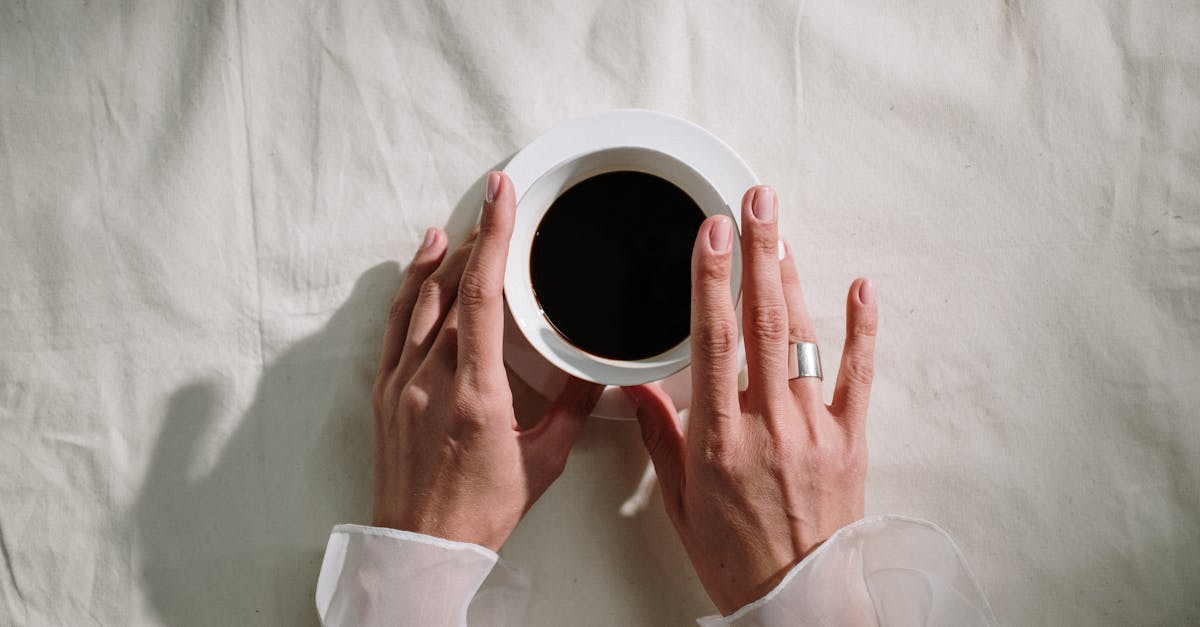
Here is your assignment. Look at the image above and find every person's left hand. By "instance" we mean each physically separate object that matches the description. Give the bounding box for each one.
[623,186,878,614]
[371,171,604,551]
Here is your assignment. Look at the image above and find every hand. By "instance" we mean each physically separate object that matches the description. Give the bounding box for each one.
[371,171,604,551]
[624,185,879,615]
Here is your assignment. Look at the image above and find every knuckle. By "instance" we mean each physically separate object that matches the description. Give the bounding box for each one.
[456,271,492,310]
[810,431,865,477]
[748,304,788,343]
[807,432,840,464]
[417,276,445,304]
[450,392,484,425]
[699,432,745,477]
[843,355,875,387]
[747,229,778,256]
[397,387,430,417]
[853,314,879,338]
[696,389,735,419]
[696,257,732,284]
[450,376,509,426]
[811,436,838,463]
[694,319,738,360]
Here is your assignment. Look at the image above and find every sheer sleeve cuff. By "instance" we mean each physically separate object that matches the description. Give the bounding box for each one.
[315,524,499,627]
[697,515,997,627]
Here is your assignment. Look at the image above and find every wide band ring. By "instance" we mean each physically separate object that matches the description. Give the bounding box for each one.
[788,342,823,380]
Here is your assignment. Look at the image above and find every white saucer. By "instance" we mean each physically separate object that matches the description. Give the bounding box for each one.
[501,109,758,419]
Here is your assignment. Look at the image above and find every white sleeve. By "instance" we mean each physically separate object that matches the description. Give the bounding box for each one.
[316,523,525,627]
[697,515,997,627]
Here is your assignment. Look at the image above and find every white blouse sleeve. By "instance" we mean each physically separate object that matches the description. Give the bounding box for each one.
[316,523,520,627]
[697,515,997,627]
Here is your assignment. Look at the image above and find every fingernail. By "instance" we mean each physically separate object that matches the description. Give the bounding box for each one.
[421,227,437,249]
[752,186,776,222]
[859,278,876,305]
[485,171,501,204]
[708,216,732,252]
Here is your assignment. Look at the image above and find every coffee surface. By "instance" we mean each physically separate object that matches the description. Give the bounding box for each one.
[530,170,705,361]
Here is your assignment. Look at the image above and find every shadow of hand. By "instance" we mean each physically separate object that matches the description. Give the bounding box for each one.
[133,263,399,626]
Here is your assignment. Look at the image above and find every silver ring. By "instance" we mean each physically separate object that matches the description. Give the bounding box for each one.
[788,342,822,380]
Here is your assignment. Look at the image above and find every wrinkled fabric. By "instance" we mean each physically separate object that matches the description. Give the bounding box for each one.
[1,1,1198,625]
[317,517,995,627]
[315,525,501,627]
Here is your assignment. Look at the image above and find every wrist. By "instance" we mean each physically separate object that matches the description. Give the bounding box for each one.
[707,558,798,616]
[370,508,510,552]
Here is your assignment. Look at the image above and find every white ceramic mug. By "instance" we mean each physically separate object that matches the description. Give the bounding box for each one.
[500,109,757,416]
[503,145,744,386]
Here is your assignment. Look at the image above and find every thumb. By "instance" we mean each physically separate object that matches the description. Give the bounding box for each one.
[622,383,685,514]
[521,377,604,475]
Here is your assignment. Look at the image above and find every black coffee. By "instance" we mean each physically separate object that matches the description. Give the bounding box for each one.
[530,170,705,361]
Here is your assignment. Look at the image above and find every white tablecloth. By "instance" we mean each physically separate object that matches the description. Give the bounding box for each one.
[1,2,1197,625]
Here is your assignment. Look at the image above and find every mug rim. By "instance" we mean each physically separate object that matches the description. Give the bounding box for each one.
[503,145,742,386]
[500,109,757,400]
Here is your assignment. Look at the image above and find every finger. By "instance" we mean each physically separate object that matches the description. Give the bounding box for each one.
[392,231,478,384]
[379,228,447,375]
[520,377,605,475]
[622,384,685,515]
[689,214,741,430]
[779,239,822,400]
[740,186,790,407]
[830,278,878,430]
[456,171,516,385]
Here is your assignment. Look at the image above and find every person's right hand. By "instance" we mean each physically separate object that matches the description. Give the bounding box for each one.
[371,172,602,552]
[624,185,879,616]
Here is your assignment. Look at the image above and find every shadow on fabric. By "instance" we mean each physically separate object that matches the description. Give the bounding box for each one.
[131,169,506,625]
[133,261,399,625]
